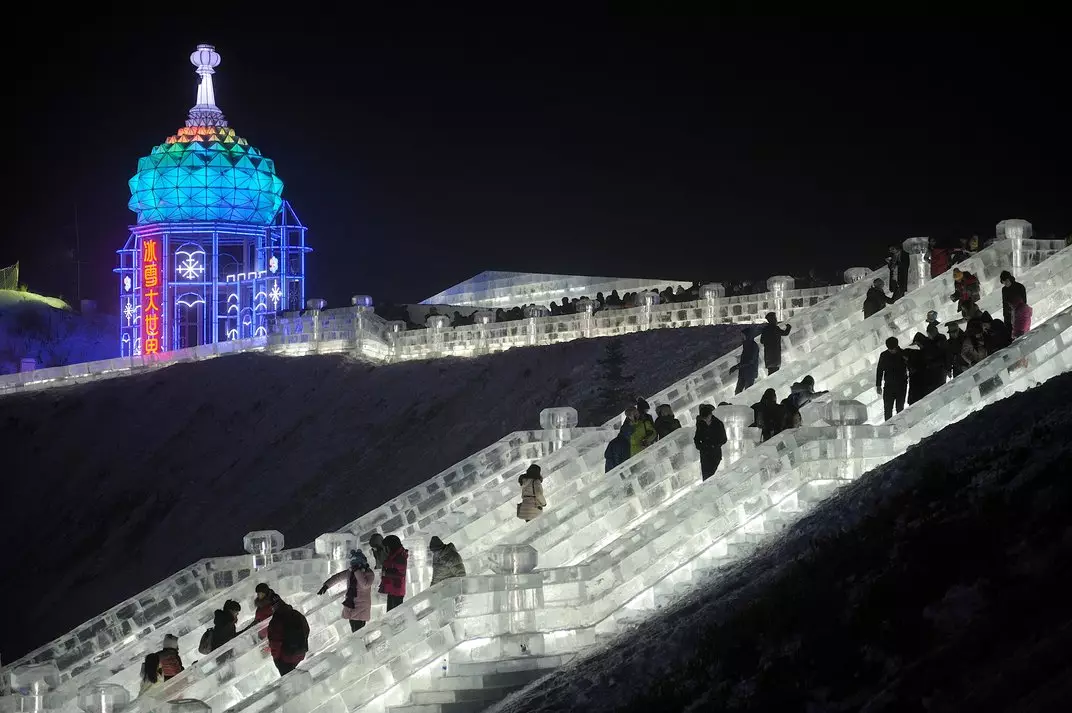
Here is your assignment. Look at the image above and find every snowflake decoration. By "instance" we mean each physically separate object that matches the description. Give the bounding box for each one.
[268,280,282,309]
[123,301,136,326]
[123,275,132,292]
[178,255,205,280]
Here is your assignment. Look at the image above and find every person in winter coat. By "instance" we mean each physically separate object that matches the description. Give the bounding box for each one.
[999,270,1027,326]
[604,411,635,472]
[788,375,828,410]
[139,653,163,696]
[984,316,1011,354]
[367,533,388,570]
[888,244,910,299]
[905,333,930,405]
[751,388,783,442]
[929,237,950,278]
[254,583,280,624]
[950,268,981,306]
[209,599,242,652]
[863,279,895,318]
[628,403,658,456]
[318,549,376,632]
[1010,293,1033,339]
[693,403,728,481]
[266,602,309,676]
[379,535,409,611]
[945,321,968,377]
[428,536,466,586]
[517,463,547,522]
[733,327,761,394]
[925,324,949,393]
[950,236,974,265]
[760,312,792,375]
[157,634,183,680]
[653,404,682,439]
[876,337,909,420]
[960,321,989,368]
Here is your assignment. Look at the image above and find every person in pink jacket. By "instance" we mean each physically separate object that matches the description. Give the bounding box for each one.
[318,550,376,632]
[1010,294,1033,339]
[378,535,408,611]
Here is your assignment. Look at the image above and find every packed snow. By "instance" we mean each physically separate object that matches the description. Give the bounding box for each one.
[0,324,739,660]
[491,372,1072,713]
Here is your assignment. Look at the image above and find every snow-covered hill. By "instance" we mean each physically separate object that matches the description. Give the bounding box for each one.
[0,289,115,374]
[492,372,1072,713]
[0,324,738,660]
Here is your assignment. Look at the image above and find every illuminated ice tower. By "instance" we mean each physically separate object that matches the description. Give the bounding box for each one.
[115,44,310,356]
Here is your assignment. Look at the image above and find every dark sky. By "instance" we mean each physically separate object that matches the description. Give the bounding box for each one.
[7,12,1069,309]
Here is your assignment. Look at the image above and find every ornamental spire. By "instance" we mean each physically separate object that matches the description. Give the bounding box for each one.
[186,44,228,127]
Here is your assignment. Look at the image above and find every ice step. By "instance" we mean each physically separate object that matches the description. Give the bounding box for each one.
[437,654,569,678]
[410,676,542,704]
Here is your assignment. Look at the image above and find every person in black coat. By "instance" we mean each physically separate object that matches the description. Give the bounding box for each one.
[863,279,895,318]
[693,403,728,481]
[733,326,761,394]
[210,599,242,651]
[653,404,682,439]
[888,244,910,300]
[876,337,909,420]
[760,312,792,375]
[999,271,1027,326]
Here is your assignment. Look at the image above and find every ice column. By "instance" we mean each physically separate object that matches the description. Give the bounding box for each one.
[766,276,795,322]
[843,267,871,284]
[486,543,539,573]
[77,684,130,713]
[350,295,374,351]
[524,305,548,346]
[996,218,1033,274]
[8,663,59,712]
[539,406,578,451]
[701,283,725,325]
[386,320,406,360]
[820,399,869,479]
[575,298,594,337]
[902,237,930,292]
[166,701,212,713]
[315,532,358,563]
[243,530,285,569]
[306,298,326,346]
[474,310,495,354]
[426,315,451,355]
[640,291,660,331]
[714,404,756,464]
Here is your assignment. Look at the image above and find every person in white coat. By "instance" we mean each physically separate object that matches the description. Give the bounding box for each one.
[517,464,547,522]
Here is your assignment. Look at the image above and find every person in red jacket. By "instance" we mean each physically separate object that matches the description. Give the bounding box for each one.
[379,535,409,611]
[157,634,184,680]
[253,583,280,623]
[266,602,309,676]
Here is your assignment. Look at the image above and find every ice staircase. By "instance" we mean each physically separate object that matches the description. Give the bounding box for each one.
[5,237,1068,713]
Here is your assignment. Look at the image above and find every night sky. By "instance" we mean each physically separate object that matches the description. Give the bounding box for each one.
[8,12,1069,309]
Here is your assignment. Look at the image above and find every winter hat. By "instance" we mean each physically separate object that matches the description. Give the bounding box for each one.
[162,634,178,649]
[885,337,899,349]
[765,312,777,322]
[368,533,383,546]
[383,535,403,552]
[255,583,272,596]
[912,332,928,345]
[926,310,939,324]
[223,599,241,614]
[698,403,715,418]
[349,549,368,568]
[525,463,541,477]
[428,536,445,552]
[635,397,650,413]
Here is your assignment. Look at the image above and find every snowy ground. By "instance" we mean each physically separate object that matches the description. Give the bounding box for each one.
[0,289,116,374]
[492,372,1072,713]
[0,324,739,660]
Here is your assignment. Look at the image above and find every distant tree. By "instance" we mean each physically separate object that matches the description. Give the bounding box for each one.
[596,338,633,415]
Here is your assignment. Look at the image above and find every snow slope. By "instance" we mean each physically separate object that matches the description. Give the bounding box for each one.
[0,324,738,660]
[492,372,1072,713]
[0,290,115,374]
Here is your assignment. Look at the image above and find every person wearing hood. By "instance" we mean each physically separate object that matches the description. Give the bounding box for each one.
[629,400,658,456]
[378,535,409,611]
[788,375,827,410]
[318,549,376,632]
[517,463,547,522]
[604,407,636,472]
[876,337,909,420]
[863,279,895,318]
[751,388,783,442]
[208,599,242,652]
[693,403,727,481]
[653,404,682,439]
[950,268,981,306]
[157,634,184,680]
[367,533,388,570]
[428,536,467,586]
[733,326,761,393]
[760,312,792,375]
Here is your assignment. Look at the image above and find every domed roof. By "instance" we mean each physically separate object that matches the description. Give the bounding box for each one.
[127,44,284,226]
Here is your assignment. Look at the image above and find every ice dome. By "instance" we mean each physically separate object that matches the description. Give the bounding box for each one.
[126,44,284,225]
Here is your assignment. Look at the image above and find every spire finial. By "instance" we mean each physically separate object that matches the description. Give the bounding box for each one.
[187,44,228,127]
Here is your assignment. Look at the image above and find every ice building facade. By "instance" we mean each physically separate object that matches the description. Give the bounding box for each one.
[115,45,310,357]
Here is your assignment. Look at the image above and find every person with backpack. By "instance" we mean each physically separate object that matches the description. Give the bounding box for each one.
[760,312,792,375]
[876,337,909,420]
[199,599,241,655]
[266,602,310,676]
[379,535,409,611]
[693,403,728,481]
[318,549,376,633]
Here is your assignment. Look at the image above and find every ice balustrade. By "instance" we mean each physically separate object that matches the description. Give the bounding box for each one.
[0,337,267,397]
[233,297,1072,713]
[804,243,1072,425]
[421,271,691,308]
[2,428,583,695]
